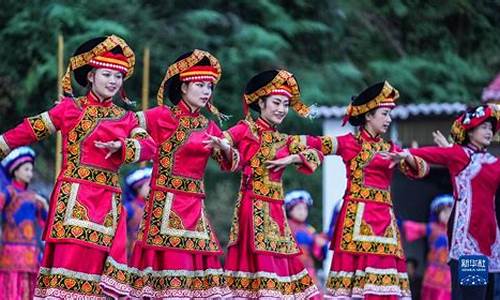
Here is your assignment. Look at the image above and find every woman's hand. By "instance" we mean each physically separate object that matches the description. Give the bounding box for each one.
[314,234,329,247]
[265,154,301,172]
[432,130,452,147]
[380,150,411,168]
[202,134,230,152]
[94,140,123,159]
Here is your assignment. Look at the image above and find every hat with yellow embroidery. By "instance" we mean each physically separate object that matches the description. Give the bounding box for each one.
[61,35,135,102]
[243,70,311,118]
[156,49,224,120]
[450,105,499,144]
[344,81,399,126]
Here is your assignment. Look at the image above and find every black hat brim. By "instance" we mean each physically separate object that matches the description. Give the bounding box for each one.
[163,51,212,105]
[72,37,124,87]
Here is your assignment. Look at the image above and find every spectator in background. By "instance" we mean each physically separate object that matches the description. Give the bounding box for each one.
[0,147,47,299]
[402,194,454,300]
[285,190,328,288]
[123,167,151,260]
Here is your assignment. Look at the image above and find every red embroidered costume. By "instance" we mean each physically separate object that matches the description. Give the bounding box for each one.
[128,50,237,298]
[223,70,323,299]
[0,35,156,299]
[409,106,500,273]
[306,82,429,299]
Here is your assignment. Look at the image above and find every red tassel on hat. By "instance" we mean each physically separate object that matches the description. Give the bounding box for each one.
[341,114,349,126]
[342,105,352,126]
[242,96,249,116]
[120,87,135,106]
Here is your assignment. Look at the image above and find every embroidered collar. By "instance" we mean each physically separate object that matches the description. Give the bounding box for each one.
[176,99,201,116]
[86,90,113,107]
[360,128,381,143]
[256,117,276,132]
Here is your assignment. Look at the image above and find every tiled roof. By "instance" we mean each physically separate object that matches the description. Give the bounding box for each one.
[315,102,467,120]
[482,73,500,103]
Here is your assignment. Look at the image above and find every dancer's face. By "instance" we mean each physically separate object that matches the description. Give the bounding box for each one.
[438,206,452,224]
[137,179,151,198]
[289,202,309,223]
[468,121,493,149]
[365,107,392,135]
[14,162,33,184]
[88,68,124,100]
[259,95,289,126]
[181,81,213,111]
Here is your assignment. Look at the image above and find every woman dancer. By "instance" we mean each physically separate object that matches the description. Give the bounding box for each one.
[0,35,156,298]
[223,70,323,299]
[306,81,429,299]
[128,50,237,299]
[402,105,499,300]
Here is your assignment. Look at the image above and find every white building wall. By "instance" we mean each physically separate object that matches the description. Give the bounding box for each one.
[321,119,352,274]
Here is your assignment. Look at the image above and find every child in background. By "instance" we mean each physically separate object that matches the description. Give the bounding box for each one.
[403,194,453,300]
[285,190,328,287]
[123,167,151,259]
[0,147,48,299]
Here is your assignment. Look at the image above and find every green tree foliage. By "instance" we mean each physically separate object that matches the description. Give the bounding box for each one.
[0,0,499,245]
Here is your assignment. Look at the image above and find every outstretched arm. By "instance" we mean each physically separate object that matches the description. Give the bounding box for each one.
[121,125,156,164]
[0,99,74,159]
[380,149,430,179]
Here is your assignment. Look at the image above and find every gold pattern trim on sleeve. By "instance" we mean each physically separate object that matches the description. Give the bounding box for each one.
[130,127,148,138]
[41,112,57,134]
[27,112,56,141]
[136,111,147,130]
[223,131,234,146]
[399,156,429,178]
[321,135,338,155]
[124,139,141,164]
[299,149,321,171]
[230,148,240,172]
